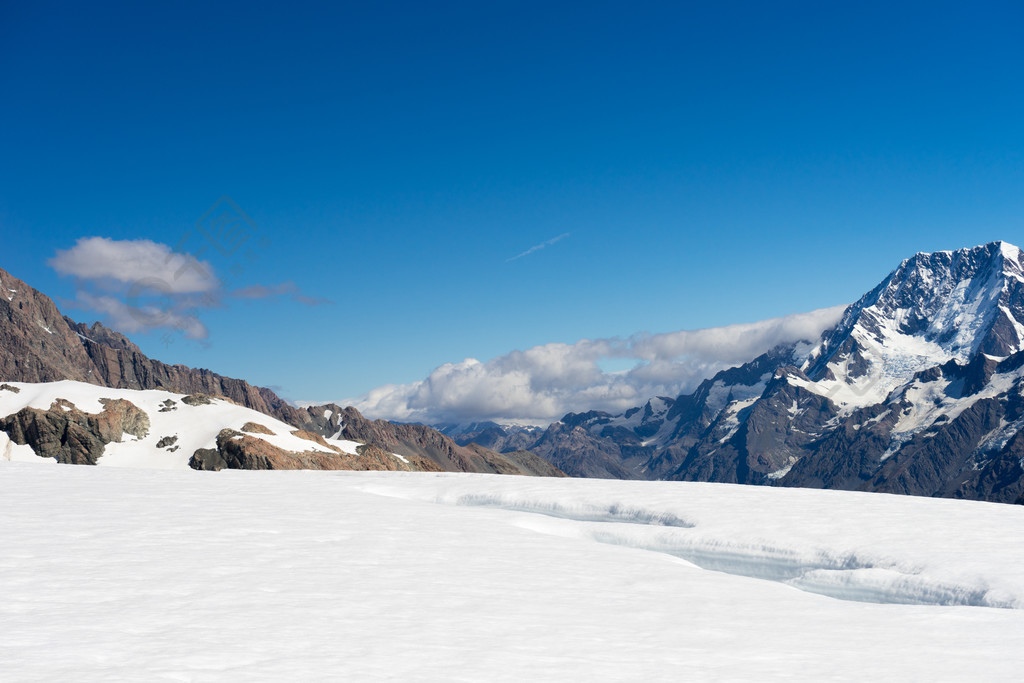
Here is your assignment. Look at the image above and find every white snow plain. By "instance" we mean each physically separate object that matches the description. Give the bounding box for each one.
[3,463,1024,681]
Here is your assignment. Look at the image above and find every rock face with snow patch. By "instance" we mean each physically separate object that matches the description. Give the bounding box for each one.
[0,381,452,473]
[0,398,150,465]
[189,428,443,472]
[453,242,1024,504]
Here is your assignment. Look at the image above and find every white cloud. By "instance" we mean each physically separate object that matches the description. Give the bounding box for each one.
[335,305,848,426]
[50,236,326,340]
[50,237,218,293]
[73,292,209,340]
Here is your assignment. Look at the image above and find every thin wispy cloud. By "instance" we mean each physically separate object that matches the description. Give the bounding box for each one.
[507,232,570,262]
[232,282,333,306]
[50,237,332,339]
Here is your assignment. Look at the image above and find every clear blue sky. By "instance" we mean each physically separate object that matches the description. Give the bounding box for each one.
[2,1,1023,405]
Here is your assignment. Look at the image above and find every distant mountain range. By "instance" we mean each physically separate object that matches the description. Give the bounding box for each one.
[6,242,1024,503]
[441,241,1024,504]
[0,266,562,477]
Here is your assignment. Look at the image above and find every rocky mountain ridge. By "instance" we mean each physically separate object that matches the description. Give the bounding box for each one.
[0,267,563,477]
[447,242,1024,504]
[1,267,304,425]
[304,405,563,477]
[435,421,545,453]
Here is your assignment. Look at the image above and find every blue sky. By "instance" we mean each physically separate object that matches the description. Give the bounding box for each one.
[2,1,1023,421]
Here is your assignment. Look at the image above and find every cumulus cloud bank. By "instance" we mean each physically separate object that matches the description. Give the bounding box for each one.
[340,305,848,426]
[50,237,330,339]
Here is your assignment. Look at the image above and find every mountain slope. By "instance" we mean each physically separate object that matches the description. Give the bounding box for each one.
[0,380,438,472]
[301,404,564,476]
[439,421,545,453]
[0,267,305,426]
[463,242,1024,503]
[0,267,562,477]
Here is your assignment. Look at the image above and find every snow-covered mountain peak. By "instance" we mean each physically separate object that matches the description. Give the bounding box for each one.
[462,241,1024,502]
[801,241,1024,407]
[859,241,1024,353]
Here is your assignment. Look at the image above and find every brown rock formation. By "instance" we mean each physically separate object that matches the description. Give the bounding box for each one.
[0,397,150,464]
[290,429,339,451]
[240,422,275,435]
[315,405,566,476]
[189,429,442,472]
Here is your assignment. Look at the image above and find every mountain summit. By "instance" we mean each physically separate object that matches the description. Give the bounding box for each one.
[804,241,1024,406]
[451,241,1024,504]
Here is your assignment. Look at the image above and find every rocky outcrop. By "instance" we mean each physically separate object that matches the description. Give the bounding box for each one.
[307,405,565,476]
[188,428,442,473]
[290,429,336,449]
[240,422,275,435]
[0,398,150,464]
[156,435,180,451]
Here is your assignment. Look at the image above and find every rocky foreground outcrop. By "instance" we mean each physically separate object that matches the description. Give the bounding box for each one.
[0,398,150,465]
[0,389,452,473]
[190,428,444,472]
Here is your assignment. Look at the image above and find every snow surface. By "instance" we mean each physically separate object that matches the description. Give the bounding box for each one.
[799,328,956,411]
[2,462,1023,681]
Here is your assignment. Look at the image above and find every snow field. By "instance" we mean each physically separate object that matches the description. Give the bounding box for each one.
[3,463,1024,681]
